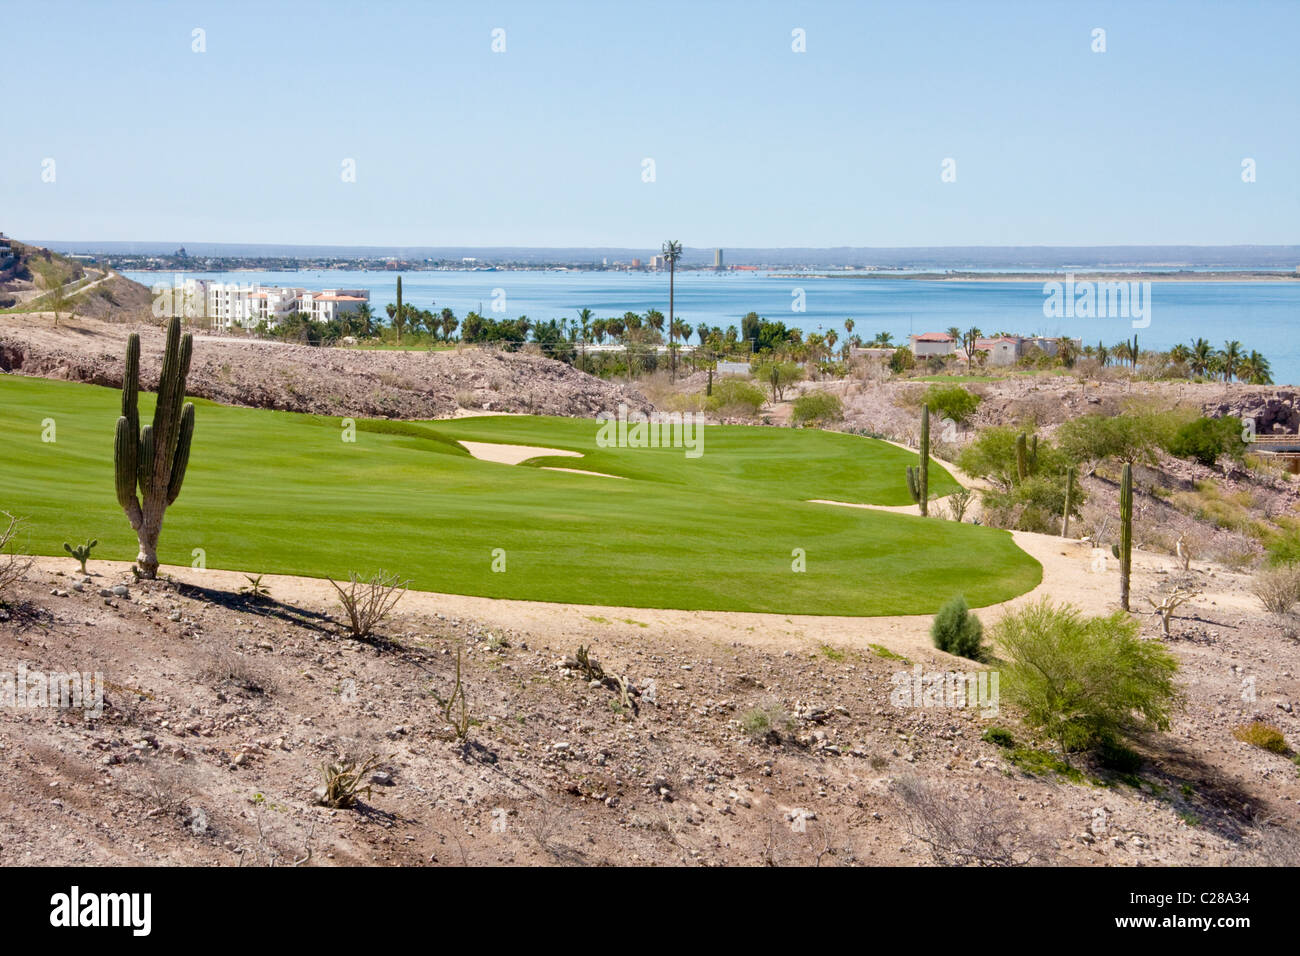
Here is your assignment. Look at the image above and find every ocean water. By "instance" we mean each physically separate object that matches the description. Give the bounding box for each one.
[125,270,1300,386]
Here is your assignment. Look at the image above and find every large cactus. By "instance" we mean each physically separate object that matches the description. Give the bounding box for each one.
[1119,461,1132,611]
[115,317,195,578]
[905,404,931,515]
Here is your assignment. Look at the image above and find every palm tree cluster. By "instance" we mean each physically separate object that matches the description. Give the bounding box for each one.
[1084,337,1272,384]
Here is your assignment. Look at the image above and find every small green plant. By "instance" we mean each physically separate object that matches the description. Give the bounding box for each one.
[819,643,846,661]
[981,727,1015,748]
[1233,721,1289,754]
[930,595,985,660]
[574,644,605,681]
[436,647,472,741]
[740,702,792,740]
[868,643,908,662]
[62,538,97,574]
[315,755,380,809]
[239,574,271,601]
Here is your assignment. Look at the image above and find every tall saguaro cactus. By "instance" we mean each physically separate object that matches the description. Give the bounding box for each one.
[905,403,930,516]
[115,317,195,578]
[1119,461,1133,611]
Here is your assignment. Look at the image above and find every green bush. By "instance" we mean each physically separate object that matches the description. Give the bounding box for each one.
[925,384,980,425]
[994,598,1179,757]
[981,727,1015,748]
[1167,416,1245,467]
[889,347,915,374]
[751,360,803,401]
[704,378,766,417]
[930,595,985,660]
[1233,721,1289,754]
[791,391,843,426]
[1055,411,1179,467]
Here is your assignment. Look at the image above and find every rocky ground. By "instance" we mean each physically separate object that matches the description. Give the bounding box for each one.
[1,551,1297,867]
[0,314,651,420]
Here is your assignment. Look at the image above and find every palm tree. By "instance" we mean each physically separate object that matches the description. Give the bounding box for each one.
[826,329,838,351]
[1221,340,1243,382]
[946,326,961,344]
[662,240,682,378]
[1240,350,1273,385]
[844,318,855,337]
[1097,341,1109,367]
[1056,337,1078,368]
[577,307,593,342]
[1189,338,1213,377]
[1167,343,1192,366]
[873,330,893,347]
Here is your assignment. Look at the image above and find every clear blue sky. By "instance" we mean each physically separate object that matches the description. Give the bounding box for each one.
[2,0,1297,248]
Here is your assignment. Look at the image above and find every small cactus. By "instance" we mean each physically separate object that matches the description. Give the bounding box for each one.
[63,538,97,574]
[1016,432,1028,482]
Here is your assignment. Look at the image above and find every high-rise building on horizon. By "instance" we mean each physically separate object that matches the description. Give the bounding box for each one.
[714,248,724,270]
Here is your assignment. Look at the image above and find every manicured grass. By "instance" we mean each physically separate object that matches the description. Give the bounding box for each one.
[0,375,1040,615]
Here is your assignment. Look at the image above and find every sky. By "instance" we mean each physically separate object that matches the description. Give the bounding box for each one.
[2,0,1298,248]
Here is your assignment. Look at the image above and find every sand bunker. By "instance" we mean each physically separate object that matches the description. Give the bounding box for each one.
[541,467,627,479]
[458,441,625,479]
[457,440,583,466]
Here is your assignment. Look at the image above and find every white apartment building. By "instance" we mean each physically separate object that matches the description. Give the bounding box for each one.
[150,278,369,329]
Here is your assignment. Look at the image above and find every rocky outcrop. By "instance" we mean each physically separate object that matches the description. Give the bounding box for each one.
[0,318,653,420]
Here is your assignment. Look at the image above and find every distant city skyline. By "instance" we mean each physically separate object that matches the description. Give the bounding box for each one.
[3,0,1297,247]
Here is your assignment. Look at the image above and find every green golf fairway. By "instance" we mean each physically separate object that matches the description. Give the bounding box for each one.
[0,375,1040,615]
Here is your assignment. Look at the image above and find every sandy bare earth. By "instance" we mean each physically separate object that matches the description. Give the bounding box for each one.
[456,441,582,466]
[23,527,1238,663]
[457,440,625,479]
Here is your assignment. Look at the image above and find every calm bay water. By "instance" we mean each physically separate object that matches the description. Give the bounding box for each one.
[125,270,1300,386]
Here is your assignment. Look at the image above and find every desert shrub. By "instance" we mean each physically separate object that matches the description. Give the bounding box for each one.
[741,701,793,740]
[751,359,803,401]
[1233,721,1289,754]
[994,598,1180,756]
[925,384,981,425]
[1054,410,1179,469]
[946,487,974,522]
[930,595,985,660]
[980,473,1081,533]
[892,776,1048,866]
[315,755,380,808]
[791,391,843,426]
[1250,565,1300,614]
[889,347,915,374]
[1265,521,1300,567]
[1167,416,1246,467]
[0,512,32,606]
[329,570,409,639]
[704,377,766,417]
[981,727,1015,748]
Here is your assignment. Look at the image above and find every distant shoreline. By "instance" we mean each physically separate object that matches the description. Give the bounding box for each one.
[768,271,1300,282]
